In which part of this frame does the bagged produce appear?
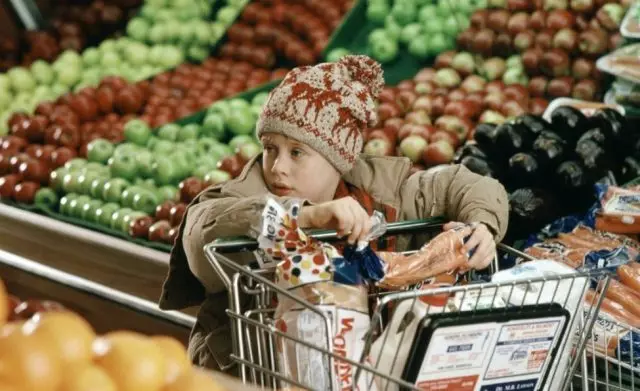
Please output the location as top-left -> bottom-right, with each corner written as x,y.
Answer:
593,184 -> 640,234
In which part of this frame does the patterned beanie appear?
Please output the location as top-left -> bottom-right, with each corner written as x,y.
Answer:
256,55 -> 384,174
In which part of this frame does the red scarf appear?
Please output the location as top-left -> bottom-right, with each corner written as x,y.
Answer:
333,180 -> 397,251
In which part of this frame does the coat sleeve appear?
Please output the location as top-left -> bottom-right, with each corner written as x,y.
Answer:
181,193 -> 303,295
399,164 -> 509,241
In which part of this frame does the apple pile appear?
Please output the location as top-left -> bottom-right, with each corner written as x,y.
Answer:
361,58 -> 548,171
0,40 -> 185,135
217,0 -> 354,68
334,0 -> 483,64
5,292 -> 66,322
0,0 -> 141,71
456,1 -> 629,101
126,0 -> 248,62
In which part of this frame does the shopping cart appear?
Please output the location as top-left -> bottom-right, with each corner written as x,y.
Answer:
204,219 -> 612,391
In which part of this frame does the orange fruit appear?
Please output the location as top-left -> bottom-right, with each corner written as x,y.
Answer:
0,277 -> 8,327
151,336 -> 190,384
0,383 -> 22,391
163,369 -> 225,391
59,364 -> 117,391
0,330 -> 61,391
94,331 -> 167,391
0,321 -> 26,338
30,311 -> 96,368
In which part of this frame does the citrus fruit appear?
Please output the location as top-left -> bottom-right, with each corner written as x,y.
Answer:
0,331 -> 62,391
94,331 -> 167,391
151,336 -> 190,384
30,311 -> 96,368
163,369 -> 225,391
59,364 -> 117,391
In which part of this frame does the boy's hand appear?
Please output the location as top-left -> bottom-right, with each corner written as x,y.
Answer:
298,197 -> 372,245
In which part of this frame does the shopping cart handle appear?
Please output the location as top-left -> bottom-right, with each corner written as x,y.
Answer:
208,217 -> 447,253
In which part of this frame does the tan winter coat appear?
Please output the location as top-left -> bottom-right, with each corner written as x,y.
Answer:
158,154 -> 509,372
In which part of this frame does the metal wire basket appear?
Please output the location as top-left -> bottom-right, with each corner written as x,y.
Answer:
204,220 -> 611,391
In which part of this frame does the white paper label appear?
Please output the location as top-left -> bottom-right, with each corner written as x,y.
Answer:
414,316 -> 566,391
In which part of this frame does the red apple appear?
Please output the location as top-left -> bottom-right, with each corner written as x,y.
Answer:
456,28 -> 477,51
396,90 -> 418,112
572,79 -> 598,101
466,92 -> 486,109
487,9 -> 511,32
572,58 -> 595,80
501,100 -> 527,118
522,48 -> 544,75
179,177 -> 204,204
148,220 -> 171,243
448,89 -> 467,101
50,147 -> 76,168
13,181 -> 39,203
1,136 -> 27,154
217,155 -> 245,178
483,93 -> 506,112
434,51 -> 456,69
384,118 -> 405,133
503,85 -> 529,104
507,12 -> 530,35
570,0 -> 594,13
414,68 -> 436,83
528,76 -> 549,97
423,140 -> 455,167
169,203 -> 187,227
547,10 -> 575,30
368,129 -> 396,145
535,30 -> 555,50
529,10 -> 547,30
0,154 -> 10,176
429,130 -> 460,148
363,138 -> 394,156
461,75 -> 487,94
155,201 -> 176,221
377,102 -> 402,122
529,98 -> 549,115
435,116 -> 473,141
547,76 -> 575,98
578,29 -> 608,57
414,81 -> 436,95
431,96 -> 448,117
129,216 -> 155,239
472,29 -> 496,57
405,110 -> 432,126
444,100 -> 481,119
0,174 -> 19,199
493,34 -> 513,57
471,10 -> 489,29
378,88 -> 397,104
398,124 -> 434,141
514,31 -> 535,52
18,160 -> 46,184
399,135 -> 428,163
540,49 -> 571,77
507,0 -> 533,11
486,81 -> 506,94
553,28 -> 579,53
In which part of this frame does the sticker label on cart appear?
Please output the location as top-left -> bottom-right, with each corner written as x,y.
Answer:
415,316 -> 566,391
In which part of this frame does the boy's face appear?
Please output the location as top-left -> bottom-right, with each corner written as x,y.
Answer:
261,133 -> 341,204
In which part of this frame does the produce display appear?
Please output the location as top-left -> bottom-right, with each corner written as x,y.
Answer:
456,1 -> 630,101
360,53 -> 549,170
217,0 -> 354,68
351,0 -> 480,63
0,276 -> 226,391
455,106 -> 635,238
126,0 -> 248,62
0,86 -> 267,246
0,0 -> 142,71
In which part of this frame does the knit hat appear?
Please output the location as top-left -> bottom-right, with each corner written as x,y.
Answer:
256,55 -> 384,174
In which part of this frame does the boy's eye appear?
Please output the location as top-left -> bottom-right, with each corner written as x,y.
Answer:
291,148 -> 304,158
263,145 -> 276,153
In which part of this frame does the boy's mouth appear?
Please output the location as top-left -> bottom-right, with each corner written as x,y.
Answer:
271,183 -> 293,196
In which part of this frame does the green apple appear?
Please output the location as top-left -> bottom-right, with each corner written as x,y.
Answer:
58,50 -> 82,66
0,74 -> 10,91
146,136 -> 159,150
7,67 -> 36,92
203,169 -> 231,185
207,100 -> 231,120
418,5 -> 439,23
82,47 -> 101,67
30,60 -> 55,85
114,142 -> 139,157
123,44 -> 150,66
217,6 -> 238,25
77,172 -> 102,195
156,185 -> 179,203
228,98 -> 251,112
134,150 -> 155,179
124,119 -> 152,146
82,162 -> 110,178
370,33 -> 399,64
134,178 -> 156,189
81,199 -> 104,222
237,142 -> 262,162
201,113 -> 225,139
152,159 -> 178,186
62,172 -> 83,194
191,164 -> 216,180
176,124 -> 200,141
126,17 -> 150,41
34,188 -> 59,210
89,177 -> 110,199
102,178 -> 131,203
56,65 -> 81,88
251,92 -> 270,107
49,167 -> 70,193
132,189 -> 160,214
400,23 -> 423,45
68,195 -> 92,218
226,110 -> 256,135
180,139 -> 198,153
86,138 -> 115,164
208,22 -> 226,42
99,39 -> 118,53
187,45 -> 209,62
110,208 -> 134,231
169,151 -> 192,177
58,194 -> 77,215
101,51 -> 121,68
153,139 -> 175,156
109,151 -> 138,181
229,135 -> 255,151
158,123 -> 180,141
96,202 -> 120,227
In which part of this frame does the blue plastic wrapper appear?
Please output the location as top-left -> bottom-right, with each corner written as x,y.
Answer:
618,331 -> 640,369
331,211 -> 387,286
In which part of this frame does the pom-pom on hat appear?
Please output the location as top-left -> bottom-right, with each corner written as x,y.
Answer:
256,55 -> 384,174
